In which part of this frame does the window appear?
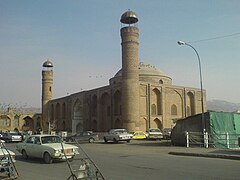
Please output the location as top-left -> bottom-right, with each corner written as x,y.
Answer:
171,104 -> 177,116
26,137 -> 34,144
34,137 -> 41,144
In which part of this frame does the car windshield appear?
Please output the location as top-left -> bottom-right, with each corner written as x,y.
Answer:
9,132 -> 19,136
149,129 -> 160,132
41,136 -> 61,144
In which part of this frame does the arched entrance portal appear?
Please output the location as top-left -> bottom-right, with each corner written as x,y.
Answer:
100,93 -> 111,131
76,123 -> 83,134
22,116 -> 34,131
73,99 -> 83,133
153,118 -> 162,130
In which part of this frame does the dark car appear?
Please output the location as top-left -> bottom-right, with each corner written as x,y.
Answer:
65,131 -> 99,143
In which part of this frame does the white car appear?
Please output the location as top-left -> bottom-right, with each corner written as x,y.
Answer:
103,129 -> 133,143
2,132 -> 22,142
16,135 -> 79,164
146,128 -> 163,140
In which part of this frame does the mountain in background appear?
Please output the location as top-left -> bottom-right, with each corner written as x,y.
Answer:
207,100 -> 240,113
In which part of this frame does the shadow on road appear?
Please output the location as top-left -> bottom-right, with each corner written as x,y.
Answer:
15,155 -> 66,164
127,140 -> 172,147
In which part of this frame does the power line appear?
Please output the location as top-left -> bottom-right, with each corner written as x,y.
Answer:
188,32 -> 240,43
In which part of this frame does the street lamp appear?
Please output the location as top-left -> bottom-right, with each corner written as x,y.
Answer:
177,41 -> 205,132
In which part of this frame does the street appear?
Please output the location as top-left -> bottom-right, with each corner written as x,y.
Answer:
5,140 -> 240,180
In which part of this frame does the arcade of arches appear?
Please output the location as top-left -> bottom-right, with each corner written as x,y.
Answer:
47,77 -> 206,134
0,108 -> 42,132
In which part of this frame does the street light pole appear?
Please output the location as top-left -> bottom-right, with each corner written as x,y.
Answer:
177,41 -> 205,132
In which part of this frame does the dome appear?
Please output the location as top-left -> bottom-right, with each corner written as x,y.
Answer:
114,62 -> 169,77
120,10 -> 138,24
43,60 -> 53,68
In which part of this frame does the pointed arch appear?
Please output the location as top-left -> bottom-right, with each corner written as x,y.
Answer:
153,118 -> 162,130
100,92 -> 111,131
22,116 -> 34,131
152,88 -> 162,115
0,115 -> 11,127
168,90 -> 183,118
73,99 -> 83,132
186,92 -> 195,116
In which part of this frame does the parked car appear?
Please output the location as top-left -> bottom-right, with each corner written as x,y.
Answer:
2,132 -> 22,142
103,129 -> 133,143
162,128 -> 172,140
146,128 -> 163,140
65,131 -> 99,143
130,131 -> 147,139
16,135 -> 79,164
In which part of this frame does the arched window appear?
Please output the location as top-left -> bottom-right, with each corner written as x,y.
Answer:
153,118 -> 162,130
159,80 -> 163,84
171,104 -> 177,116
186,92 -> 195,116
152,88 -> 162,115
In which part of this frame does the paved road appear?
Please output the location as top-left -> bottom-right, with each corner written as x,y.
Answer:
4,141 -> 240,180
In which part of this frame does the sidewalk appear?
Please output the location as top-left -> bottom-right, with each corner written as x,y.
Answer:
169,147 -> 240,160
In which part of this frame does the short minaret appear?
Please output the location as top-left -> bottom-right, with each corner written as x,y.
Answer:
120,10 -> 140,131
41,60 -> 53,132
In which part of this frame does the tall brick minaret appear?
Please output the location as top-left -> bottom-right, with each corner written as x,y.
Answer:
41,60 -> 53,132
120,10 -> 140,131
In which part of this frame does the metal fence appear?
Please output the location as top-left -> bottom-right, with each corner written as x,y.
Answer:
186,131 -> 240,149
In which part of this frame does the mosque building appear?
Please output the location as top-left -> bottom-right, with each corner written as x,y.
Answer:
41,10 -> 207,133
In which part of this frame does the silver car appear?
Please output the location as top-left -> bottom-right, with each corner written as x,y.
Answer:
16,135 -> 79,164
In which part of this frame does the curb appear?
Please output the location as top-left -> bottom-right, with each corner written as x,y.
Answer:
168,152 -> 240,161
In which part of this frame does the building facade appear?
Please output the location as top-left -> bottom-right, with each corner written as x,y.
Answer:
42,11 -> 207,133
0,108 -> 41,132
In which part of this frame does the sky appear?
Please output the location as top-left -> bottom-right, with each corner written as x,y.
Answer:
0,0 -> 240,108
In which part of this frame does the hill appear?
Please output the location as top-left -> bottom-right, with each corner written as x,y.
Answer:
207,100 -> 240,113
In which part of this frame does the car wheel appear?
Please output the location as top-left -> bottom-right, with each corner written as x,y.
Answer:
104,137 -> 108,143
89,138 -> 94,143
43,152 -> 53,164
127,140 -> 130,143
22,150 -> 28,159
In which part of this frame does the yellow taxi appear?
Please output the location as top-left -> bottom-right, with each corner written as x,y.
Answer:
130,131 -> 147,140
